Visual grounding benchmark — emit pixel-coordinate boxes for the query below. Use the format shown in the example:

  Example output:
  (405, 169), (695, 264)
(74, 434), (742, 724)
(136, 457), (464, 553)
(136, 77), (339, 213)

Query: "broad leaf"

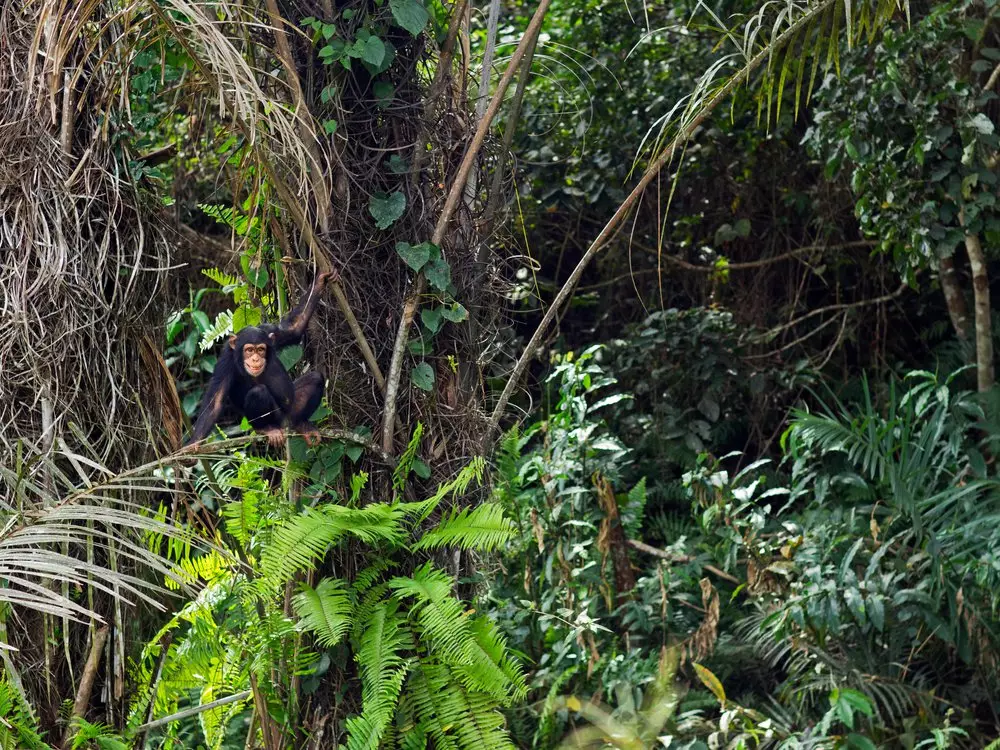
(390, 0), (429, 36)
(411, 362), (435, 391)
(369, 192), (406, 229)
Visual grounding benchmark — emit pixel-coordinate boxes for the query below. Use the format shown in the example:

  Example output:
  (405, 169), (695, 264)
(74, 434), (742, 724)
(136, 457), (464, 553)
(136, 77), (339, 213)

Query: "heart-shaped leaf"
(424, 258), (451, 291)
(395, 241), (431, 271)
(369, 191), (406, 229)
(421, 307), (443, 334)
(390, 0), (429, 36)
(411, 362), (435, 391)
(440, 302), (468, 323)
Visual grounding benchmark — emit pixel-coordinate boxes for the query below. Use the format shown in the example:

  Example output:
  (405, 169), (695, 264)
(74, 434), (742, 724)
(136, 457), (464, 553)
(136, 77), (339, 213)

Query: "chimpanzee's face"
(243, 343), (268, 377)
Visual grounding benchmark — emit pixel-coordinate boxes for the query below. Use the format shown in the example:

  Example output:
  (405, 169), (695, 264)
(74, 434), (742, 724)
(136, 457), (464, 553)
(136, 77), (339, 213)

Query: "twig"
(627, 539), (739, 584)
(635, 239), (875, 272)
(380, 0), (555, 453)
(485, 0), (834, 440)
(753, 282), (907, 341)
(134, 690), (252, 733)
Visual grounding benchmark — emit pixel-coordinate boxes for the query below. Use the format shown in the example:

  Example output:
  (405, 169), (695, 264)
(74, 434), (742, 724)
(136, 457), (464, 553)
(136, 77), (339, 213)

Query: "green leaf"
(395, 241), (431, 271)
(191, 310), (211, 334)
(373, 81), (394, 108)
(411, 362), (435, 391)
(407, 337), (433, 355)
(969, 113), (995, 135)
(734, 218), (751, 237)
(387, 154), (408, 174)
(359, 34), (387, 67)
(240, 254), (269, 288)
(346, 443), (363, 463)
(320, 84), (338, 103)
(424, 258), (451, 291)
(278, 345), (303, 370)
(412, 458), (431, 479)
(421, 307), (443, 334)
(389, 0), (429, 36)
(369, 192), (406, 230)
(232, 306), (261, 333)
(323, 119), (338, 134)
(440, 302), (468, 323)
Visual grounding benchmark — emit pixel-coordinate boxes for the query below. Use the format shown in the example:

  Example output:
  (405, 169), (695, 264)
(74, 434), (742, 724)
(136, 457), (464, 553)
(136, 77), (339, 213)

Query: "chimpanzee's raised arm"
(268, 271), (335, 349)
(185, 346), (235, 445)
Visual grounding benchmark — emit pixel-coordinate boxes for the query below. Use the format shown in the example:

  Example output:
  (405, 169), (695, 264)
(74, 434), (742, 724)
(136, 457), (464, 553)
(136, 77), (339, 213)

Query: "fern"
(221, 492), (259, 547)
(201, 267), (241, 289)
(412, 502), (515, 552)
(0, 679), (47, 750)
(393, 422), (425, 496)
(390, 565), (522, 703)
(346, 600), (413, 750)
(199, 310), (234, 351)
(262, 507), (353, 584)
(395, 457), (487, 527)
(293, 578), (353, 648)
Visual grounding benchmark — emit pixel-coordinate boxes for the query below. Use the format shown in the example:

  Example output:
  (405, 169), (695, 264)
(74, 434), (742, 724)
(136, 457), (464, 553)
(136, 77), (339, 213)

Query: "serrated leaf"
(440, 302), (468, 323)
(369, 191), (406, 229)
(424, 258), (451, 290)
(389, 0), (429, 36)
(411, 362), (435, 391)
(421, 307), (443, 334)
(395, 241), (431, 271)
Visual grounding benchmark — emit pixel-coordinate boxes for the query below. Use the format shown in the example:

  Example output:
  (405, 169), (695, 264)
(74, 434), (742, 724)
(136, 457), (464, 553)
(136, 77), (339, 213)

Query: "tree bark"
(939, 254), (970, 342)
(961, 209), (994, 392)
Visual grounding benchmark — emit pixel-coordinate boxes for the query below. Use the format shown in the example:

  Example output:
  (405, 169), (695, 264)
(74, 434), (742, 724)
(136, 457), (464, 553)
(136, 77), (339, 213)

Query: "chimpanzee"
(185, 271), (334, 448)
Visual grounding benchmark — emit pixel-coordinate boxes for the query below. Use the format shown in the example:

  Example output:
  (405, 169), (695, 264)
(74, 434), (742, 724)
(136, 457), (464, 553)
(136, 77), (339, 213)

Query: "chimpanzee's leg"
(243, 384), (286, 446)
(288, 371), (325, 445)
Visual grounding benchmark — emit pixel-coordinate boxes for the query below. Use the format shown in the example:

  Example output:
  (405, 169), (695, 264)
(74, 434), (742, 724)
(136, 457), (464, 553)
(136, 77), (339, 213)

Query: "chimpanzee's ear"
(228, 335), (238, 350)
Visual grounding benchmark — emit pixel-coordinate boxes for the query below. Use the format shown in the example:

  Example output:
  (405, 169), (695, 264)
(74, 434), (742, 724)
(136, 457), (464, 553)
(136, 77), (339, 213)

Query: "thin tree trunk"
(939, 254), (970, 342)
(961, 209), (993, 391)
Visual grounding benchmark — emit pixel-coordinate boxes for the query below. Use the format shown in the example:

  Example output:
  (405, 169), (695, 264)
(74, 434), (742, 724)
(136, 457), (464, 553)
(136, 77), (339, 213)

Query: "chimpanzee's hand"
(317, 270), (338, 289)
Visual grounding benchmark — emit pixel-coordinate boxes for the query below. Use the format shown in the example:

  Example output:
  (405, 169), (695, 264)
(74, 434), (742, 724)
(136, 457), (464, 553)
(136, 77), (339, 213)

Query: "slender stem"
(135, 690), (252, 733)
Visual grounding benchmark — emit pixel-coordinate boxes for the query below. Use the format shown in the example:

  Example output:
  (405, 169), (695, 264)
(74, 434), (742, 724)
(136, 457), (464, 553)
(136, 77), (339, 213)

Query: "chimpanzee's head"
(229, 327), (273, 377)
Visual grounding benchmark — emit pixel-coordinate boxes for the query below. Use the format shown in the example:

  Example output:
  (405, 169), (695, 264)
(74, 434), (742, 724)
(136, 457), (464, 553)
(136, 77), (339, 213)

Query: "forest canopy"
(1, 0), (999, 748)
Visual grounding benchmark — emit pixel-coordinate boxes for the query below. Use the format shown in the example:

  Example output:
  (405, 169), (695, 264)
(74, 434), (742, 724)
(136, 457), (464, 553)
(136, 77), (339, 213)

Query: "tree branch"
(627, 539), (739, 584)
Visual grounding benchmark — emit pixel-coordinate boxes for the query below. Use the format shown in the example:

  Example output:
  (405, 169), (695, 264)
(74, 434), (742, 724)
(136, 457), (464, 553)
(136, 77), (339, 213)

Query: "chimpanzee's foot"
(295, 423), (322, 447)
(260, 426), (286, 448)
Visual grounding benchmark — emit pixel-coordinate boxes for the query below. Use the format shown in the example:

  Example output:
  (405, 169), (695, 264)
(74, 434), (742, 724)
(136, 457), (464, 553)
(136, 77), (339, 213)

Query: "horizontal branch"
(627, 539), (739, 584)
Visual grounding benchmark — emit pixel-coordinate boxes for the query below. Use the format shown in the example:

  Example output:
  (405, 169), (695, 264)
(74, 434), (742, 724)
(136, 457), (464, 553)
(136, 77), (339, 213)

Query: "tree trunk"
(962, 216), (994, 392)
(939, 254), (970, 342)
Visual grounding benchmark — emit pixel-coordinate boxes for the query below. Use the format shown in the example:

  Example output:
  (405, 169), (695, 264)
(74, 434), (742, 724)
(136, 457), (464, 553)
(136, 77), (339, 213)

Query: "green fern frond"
(412, 502), (516, 552)
(326, 504), (406, 546)
(221, 493), (259, 547)
(262, 507), (353, 584)
(393, 422), (425, 496)
(165, 550), (234, 590)
(395, 457), (487, 527)
(201, 267), (241, 289)
(346, 600), (413, 750)
(352, 559), (393, 596)
(406, 664), (515, 750)
(0, 679), (47, 750)
(199, 310), (234, 351)
(293, 577), (353, 648)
